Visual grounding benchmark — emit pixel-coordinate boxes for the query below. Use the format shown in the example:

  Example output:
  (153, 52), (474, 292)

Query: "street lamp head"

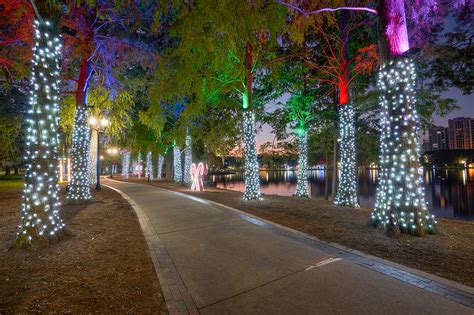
(100, 118), (109, 127)
(112, 148), (118, 154)
(88, 116), (97, 126)
(107, 148), (112, 154)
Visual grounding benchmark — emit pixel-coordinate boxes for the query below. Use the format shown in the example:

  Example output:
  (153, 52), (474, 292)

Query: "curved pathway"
(103, 178), (473, 315)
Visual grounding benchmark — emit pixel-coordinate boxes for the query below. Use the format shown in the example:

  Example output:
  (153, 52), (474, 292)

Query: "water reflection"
(210, 168), (474, 220)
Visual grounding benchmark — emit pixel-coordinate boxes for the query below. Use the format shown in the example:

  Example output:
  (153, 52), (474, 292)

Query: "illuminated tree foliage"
(0, 0), (33, 86)
(154, 0), (284, 200)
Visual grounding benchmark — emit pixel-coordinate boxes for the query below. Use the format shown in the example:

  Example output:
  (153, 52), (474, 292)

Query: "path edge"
(104, 184), (199, 315)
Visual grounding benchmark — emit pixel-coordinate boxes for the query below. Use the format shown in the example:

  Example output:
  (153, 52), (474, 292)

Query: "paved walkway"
(103, 178), (474, 315)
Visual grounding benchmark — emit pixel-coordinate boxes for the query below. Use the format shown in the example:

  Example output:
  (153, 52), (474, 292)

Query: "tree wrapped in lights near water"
(17, 18), (65, 247)
(371, 0), (436, 235)
(288, 94), (314, 198)
(277, 0), (454, 233)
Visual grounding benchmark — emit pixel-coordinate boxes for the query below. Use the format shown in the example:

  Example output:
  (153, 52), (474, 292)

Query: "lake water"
(209, 168), (474, 220)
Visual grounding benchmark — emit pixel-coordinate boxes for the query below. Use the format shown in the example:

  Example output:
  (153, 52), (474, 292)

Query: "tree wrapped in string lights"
(88, 130), (97, 185)
(68, 103), (92, 201)
(295, 127), (309, 197)
(334, 101), (359, 207)
(173, 146), (182, 183)
(121, 150), (130, 179)
(145, 151), (153, 179)
(16, 18), (65, 247)
(371, 0), (436, 235)
(288, 93), (314, 198)
(242, 110), (261, 200)
(157, 154), (164, 179)
(183, 128), (192, 186)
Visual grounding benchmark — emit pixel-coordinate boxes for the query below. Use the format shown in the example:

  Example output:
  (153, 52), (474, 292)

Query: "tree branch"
(276, 1), (377, 15)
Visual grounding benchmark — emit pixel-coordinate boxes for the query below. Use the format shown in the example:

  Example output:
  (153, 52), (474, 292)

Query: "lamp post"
(89, 116), (109, 190)
(107, 147), (119, 178)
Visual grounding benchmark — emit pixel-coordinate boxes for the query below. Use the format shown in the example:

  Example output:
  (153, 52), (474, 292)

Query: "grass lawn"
(0, 179), (24, 192)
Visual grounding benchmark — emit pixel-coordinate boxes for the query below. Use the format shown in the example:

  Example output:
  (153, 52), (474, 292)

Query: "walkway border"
(104, 184), (199, 315)
(105, 179), (474, 309)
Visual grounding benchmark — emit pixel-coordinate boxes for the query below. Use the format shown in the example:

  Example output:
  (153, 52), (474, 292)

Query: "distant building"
(428, 126), (449, 151)
(448, 117), (474, 150)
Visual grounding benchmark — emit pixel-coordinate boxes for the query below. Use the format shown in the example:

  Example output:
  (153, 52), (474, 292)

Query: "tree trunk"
(145, 151), (153, 179)
(157, 154), (164, 180)
(334, 10), (359, 207)
(371, 0), (435, 235)
(330, 137), (338, 201)
(173, 146), (182, 183)
(294, 129), (309, 197)
(14, 166), (19, 175)
(242, 41), (261, 200)
(88, 129), (98, 185)
(5, 166), (11, 176)
(165, 150), (172, 180)
(16, 17), (65, 248)
(324, 151), (329, 200)
(183, 128), (192, 186)
(68, 56), (92, 201)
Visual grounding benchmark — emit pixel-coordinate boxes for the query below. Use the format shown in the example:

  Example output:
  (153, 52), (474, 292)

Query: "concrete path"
(103, 178), (474, 315)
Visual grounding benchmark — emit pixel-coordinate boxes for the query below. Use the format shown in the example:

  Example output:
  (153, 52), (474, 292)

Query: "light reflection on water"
(210, 169), (474, 220)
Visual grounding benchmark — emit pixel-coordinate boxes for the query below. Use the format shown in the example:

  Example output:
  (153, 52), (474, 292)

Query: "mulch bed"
(0, 186), (166, 314)
(123, 177), (474, 288)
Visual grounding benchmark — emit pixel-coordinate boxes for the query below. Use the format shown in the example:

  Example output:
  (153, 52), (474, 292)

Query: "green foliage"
(59, 86), (134, 150)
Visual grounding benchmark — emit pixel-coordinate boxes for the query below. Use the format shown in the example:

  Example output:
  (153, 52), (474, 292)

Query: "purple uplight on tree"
(383, 0), (410, 56)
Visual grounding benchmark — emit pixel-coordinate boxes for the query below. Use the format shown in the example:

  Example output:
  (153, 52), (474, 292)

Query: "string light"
(88, 130), (98, 185)
(183, 128), (192, 186)
(334, 103), (359, 207)
(145, 151), (153, 179)
(68, 101), (92, 201)
(121, 150), (130, 179)
(243, 111), (261, 200)
(17, 20), (65, 246)
(371, 57), (436, 235)
(157, 154), (164, 179)
(294, 128), (309, 197)
(136, 152), (142, 178)
(173, 146), (182, 183)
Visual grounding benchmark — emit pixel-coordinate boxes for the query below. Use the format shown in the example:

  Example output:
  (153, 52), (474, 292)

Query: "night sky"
(256, 89), (473, 149)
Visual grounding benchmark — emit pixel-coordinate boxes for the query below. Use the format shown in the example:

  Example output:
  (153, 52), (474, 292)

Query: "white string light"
(17, 20), (65, 246)
(371, 57), (436, 235)
(67, 103), (92, 201)
(183, 128), (192, 186)
(88, 130), (98, 185)
(136, 152), (142, 178)
(121, 150), (130, 179)
(157, 154), (164, 179)
(334, 103), (359, 207)
(173, 146), (182, 183)
(243, 111), (261, 200)
(145, 151), (153, 179)
(294, 129), (309, 197)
